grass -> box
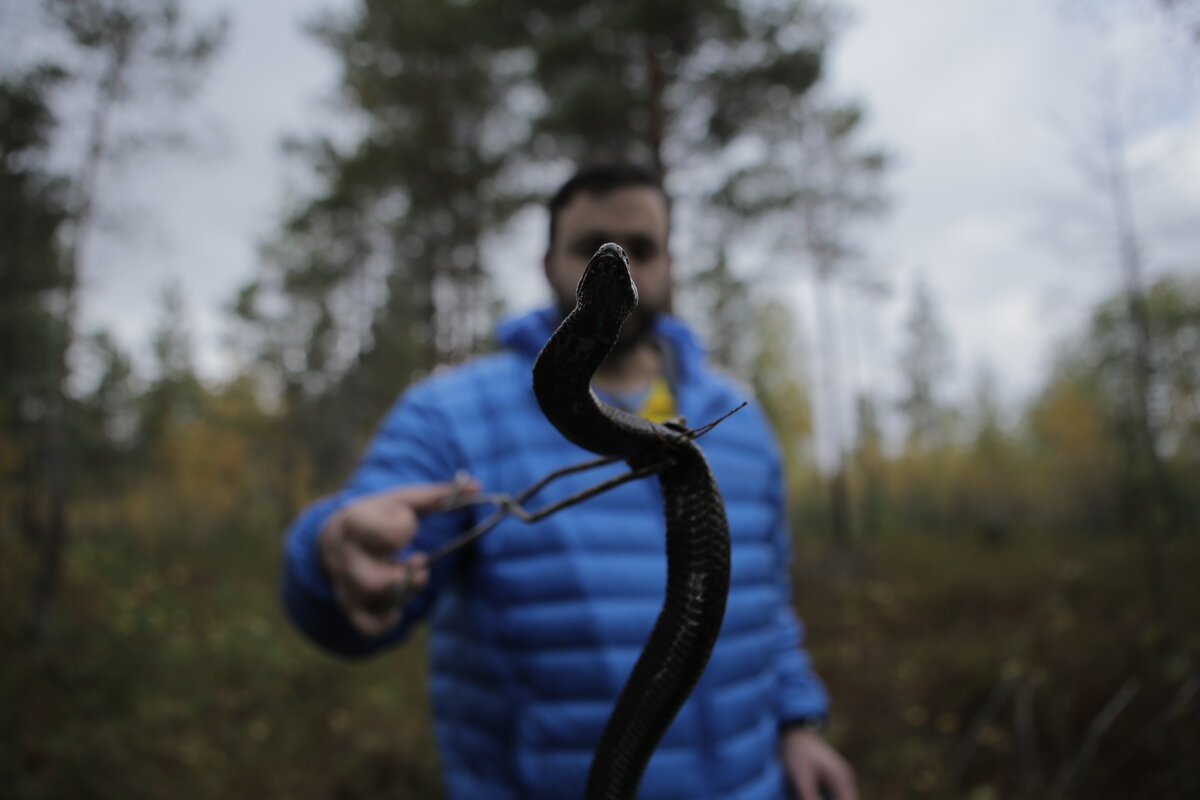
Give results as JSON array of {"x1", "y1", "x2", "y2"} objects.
[
  {"x1": 796, "y1": 531, "x2": 1200, "y2": 799},
  {"x1": 2, "y1": 526, "x2": 1197, "y2": 799},
  {"x1": 1, "y1": 527, "x2": 440, "y2": 800}
]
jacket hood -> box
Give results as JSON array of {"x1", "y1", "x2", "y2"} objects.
[{"x1": 495, "y1": 305, "x2": 708, "y2": 385}]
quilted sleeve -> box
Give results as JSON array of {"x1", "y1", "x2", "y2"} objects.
[{"x1": 280, "y1": 380, "x2": 470, "y2": 658}]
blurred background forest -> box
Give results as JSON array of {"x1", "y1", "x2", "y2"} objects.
[{"x1": 2, "y1": 0, "x2": 1198, "y2": 798}]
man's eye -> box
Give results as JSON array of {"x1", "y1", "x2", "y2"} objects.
[
  {"x1": 624, "y1": 236, "x2": 659, "y2": 261},
  {"x1": 571, "y1": 238, "x2": 609, "y2": 259},
  {"x1": 569, "y1": 234, "x2": 660, "y2": 261}
]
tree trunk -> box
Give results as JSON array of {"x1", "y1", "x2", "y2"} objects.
[
  {"x1": 1101, "y1": 108, "x2": 1194, "y2": 799},
  {"x1": 31, "y1": 38, "x2": 128, "y2": 639},
  {"x1": 643, "y1": 37, "x2": 668, "y2": 182},
  {"x1": 32, "y1": 372, "x2": 68, "y2": 641},
  {"x1": 1101, "y1": 115, "x2": 1178, "y2": 624},
  {"x1": 813, "y1": 269, "x2": 852, "y2": 548}
]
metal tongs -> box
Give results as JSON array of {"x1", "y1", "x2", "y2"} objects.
[{"x1": 391, "y1": 403, "x2": 745, "y2": 604}]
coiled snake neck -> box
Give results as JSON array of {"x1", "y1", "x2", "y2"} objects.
[{"x1": 532, "y1": 243, "x2": 732, "y2": 800}]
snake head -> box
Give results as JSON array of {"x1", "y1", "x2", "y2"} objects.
[{"x1": 576, "y1": 242, "x2": 639, "y2": 313}]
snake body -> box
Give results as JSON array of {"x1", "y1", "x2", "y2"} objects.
[{"x1": 532, "y1": 243, "x2": 732, "y2": 800}]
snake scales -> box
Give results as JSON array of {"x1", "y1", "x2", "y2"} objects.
[{"x1": 532, "y1": 243, "x2": 732, "y2": 799}]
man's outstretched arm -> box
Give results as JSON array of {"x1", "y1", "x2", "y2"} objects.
[{"x1": 281, "y1": 386, "x2": 469, "y2": 657}]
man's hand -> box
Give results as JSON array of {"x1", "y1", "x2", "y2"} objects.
[
  {"x1": 319, "y1": 481, "x2": 473, "y2": 637},
  {"x1": 781, "y1": 728, "x2": 858, "y2": 800}
]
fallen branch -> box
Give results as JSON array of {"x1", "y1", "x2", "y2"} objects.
[
  {"x1": 1048, "y1": 677, "x2": 1140, "y2": 797},
  {"x1": 949, "y1": 674, "x2": 1021, "y2": 785},
  {"x1": 1014, "y1": 676, "x2": 1042, "y2": 795},
  {"x1": 1094, "y1": 673, "x2": 1199, "y2": 780}
]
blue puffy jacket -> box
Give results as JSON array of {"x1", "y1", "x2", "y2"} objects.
[{"x1": 283, "y1": 306, "x2": 829, "y2": 799}]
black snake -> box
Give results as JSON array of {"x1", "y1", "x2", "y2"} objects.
[{"x1": 532, "y1": 243, "x2": 732, "y2": 799}]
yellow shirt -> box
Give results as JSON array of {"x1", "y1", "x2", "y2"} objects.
[{"x1": 636, "y1": 376, "x2": 677, "y2": 424}]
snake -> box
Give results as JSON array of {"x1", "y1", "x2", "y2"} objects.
[{"x1": 532, "y1": 243, "x2": 732, "y2": 800}]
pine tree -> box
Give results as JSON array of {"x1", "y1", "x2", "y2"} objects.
[
  {"x1": 0, "y1": 66, "x2": 70, "y2": 557},
  {"x1": 898, "y1": 276, "x2": 952, "y2": 452},
  {"x1": 31, "y1": 0, "x2": 226, "y2": 638}
]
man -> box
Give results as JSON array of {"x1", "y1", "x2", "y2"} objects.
[{"x1": 282, "y1": 163, "x2": 857, "y2": 800}]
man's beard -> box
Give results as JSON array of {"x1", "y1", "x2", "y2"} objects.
[
  {"x1": 555, "y1": 298, "x2": 660, "y2": 357},
  {"x1": 608, "y1": 306, "x2": 657, "y2": 357}
]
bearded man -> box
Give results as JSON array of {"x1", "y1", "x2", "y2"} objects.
[{"x1": 282, "y1": 162, "x2": 857, "y2": 800}]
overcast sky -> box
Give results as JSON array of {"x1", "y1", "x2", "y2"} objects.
[
  {"x1": 827, "y1": 1, "x2": 1199, "y2": 418},
  {"x1": 8, "y1": 0, "x2": 1199, "y2": 434}
]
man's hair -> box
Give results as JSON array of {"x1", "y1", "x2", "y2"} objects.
[{"x1": 547, "y1": 162, "x2": 667, "y2": 246}]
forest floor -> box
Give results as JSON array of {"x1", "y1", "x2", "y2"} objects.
[{"x1": 2, "y1": 527, "x2": 1197, "y2": 799}]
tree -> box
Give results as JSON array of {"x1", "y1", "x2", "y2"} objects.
[
  {"x1": 526, "y1": 3, "x2": 889, "y2": 547},
  {"x1": 263, "y1": 0, "x2": 531, "y2": 363},
  {"x1": 801, "y1": 106, "x2": 889, "y2": 547},
  {"x1": 31, "y1": 0, "x2": 227, "y2": 639},
  {"x1": 1026, "y1": 361, "x2": 1121, "y2": 535},
  {"x1": 710, "y1": 90, "x2": 889, "y2": 547},
  {"x1": 690, "y1": 244, "x2": 758, "y2": 372},
  {"x1": 1080, "y1": 110, "x2": 1194, "y2": 798},
  {"x1": 0, "y1": 66, "x2": 70, "y2": 554},
  {"x1": 888, "y1": 276, "x2": 957, "y2": 533},
  {"x1": 958, "y1": 364, "x2": 1020, "y2": 543},
  {"x1": 235, "y1": 0, "x2": 543, "y2": 488},
  {"x1": 1029, "y1": 273, "x2": 1200, "y2": 797},
  {"x1": 850, "y1": 393, "x2": 885, "y2": 539},
  {"x1": 139, "y1": 282, "x2": 203, "y2": 453},
  {"x1": 523, "y1": 0, "x2": 822, "y2": 179},
  {"x1": 243, "y1": 0, "x2": 842, "y2": 477},
  {"x1": 71, "y1": 330, "x2": 138, "y2": 502},
  {"x1": 245, "y1": 0, "x2": 894, "y2": 518},
  {"x1": 1067, "y1": 274, "x2": 1200, "y2": 529},
  {"x1": 898, "y1": 276, "x2": 953, "y2": 451},
  {"x1": 747, "y1": 297, "x2": 815, "y2": 489}
]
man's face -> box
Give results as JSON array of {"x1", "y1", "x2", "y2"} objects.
[{"x1": 544, "y1": 185, "x2": 672, "y2": 346}]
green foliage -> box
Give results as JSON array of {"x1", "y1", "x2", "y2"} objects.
[
  {"x1": 522, "y1": 0, "x2": 824, "y2": 175},
  {"x1": 1073, "y1": 274, "x2": 1200, "y2": 461},
  {"x1": 3, "y1": 525, "x2": 1195, "y2": 799},
  {"x1": 953, "y1": 367, "x2": 1021, "y2": 542},
  {"x1": 797, "y1": 533, "x2": 1200, "y2": 799},
  {"x1": 690, "y1": 246, "x2": 754, "y2": 370},
  {"x1": 1047, "y1": 273, "x2": 1200, "y2": 532},
  {"x1": 691, "y1": 251, "x2": 816, "y2": 502},
  {"x1": 238, "y1": 0, "x2": 549, "y2": 483},
  {"x1": 69, "y1": 332, "x2": 139, "y2": 499},
  {"x1": 806, "y1": 272, "x2": 1200, "y2": 542},
  {"x1": 1026, "y1": 368, "x2": 1122, "y2": 535},
  {"x1": 139, "y1": 283, "x2": 205, "y2": 450},
  {"x1": 16, "y1": 0, "x2": 230, "y2": 640},
  {"x1": 851, "y1": 394, "x2": 886, "y2": 539},
  {"x1": 714, "y1": 98, "x2": 889, "y2": 268},
  {"x1": 7, "y1": 4, "x2": 1198, "y2": 796},
  {"x1": 748, "y1": 298, "x2": 815, "y2": 488},
  {"x1": 0, "y1": 68, "x2": 69, "y2": 413},
  {"x1": 0, "y1": 529, "x2": 441, "y2": 799},
  {"x1": 45, "y1": 0, "x2": 228, "y2": 104},
  {"x1": 239, "y1": 0, "x2": 869, "y2": 497},
  {"x1": 0, "y1": 67, "x2": 70, "y2": 543}
]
